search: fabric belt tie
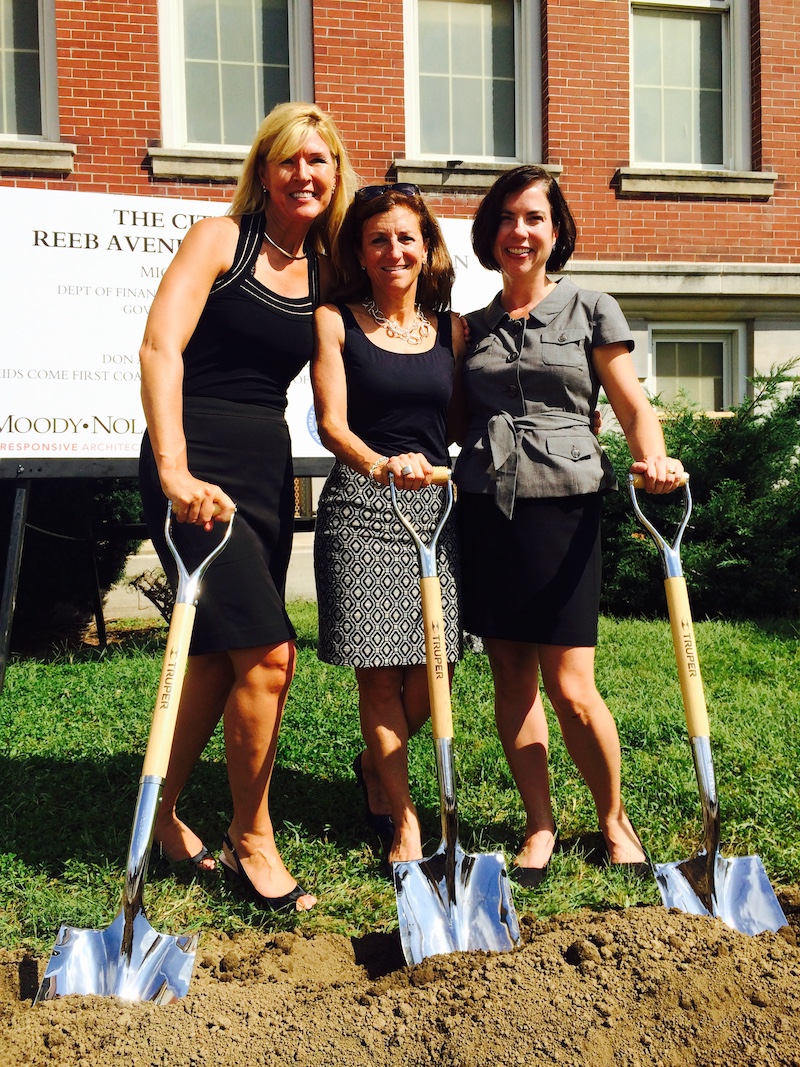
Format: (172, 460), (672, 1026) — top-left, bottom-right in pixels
(487, 410), (591, 519)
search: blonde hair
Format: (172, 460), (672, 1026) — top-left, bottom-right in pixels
(229, 102), (357, 256)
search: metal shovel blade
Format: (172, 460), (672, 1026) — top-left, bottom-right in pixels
(34, 778), (199, 1004)
(394, 836), (519, 965)
(628, 476), (786, 936)
(34, 909), (198, 1005)
(655, 851), (786, 937)
(389, 472), (520, 966)
(34, 507), (233, 1003)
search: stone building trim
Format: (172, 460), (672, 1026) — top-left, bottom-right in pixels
(613, 168), (777, 200)
(0, 141), (76, 175)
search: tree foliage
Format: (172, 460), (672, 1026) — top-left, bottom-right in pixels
(600, 361), (800, 620)
(0, 477), (143, 649)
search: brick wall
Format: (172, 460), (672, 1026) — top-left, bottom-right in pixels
(544, 0), (800, 265)
(1, 0), (798, 262)
(1, 0), (231, 202)
(313, 0), (406, 184)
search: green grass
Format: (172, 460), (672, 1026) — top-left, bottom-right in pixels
(1, 603), (798, 952)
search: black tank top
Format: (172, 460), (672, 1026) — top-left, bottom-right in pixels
(182, 212), (319, 410)
(339, 303), (454, 465)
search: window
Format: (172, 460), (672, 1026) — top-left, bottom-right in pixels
(631, 0), (750, 170)
(649, 326), (746, 411)
(159, 0), (312, 150)
(405, 0), (540, 164)
(0, 0), (57, 141)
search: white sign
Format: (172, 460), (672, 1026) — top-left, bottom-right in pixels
(0, 188), (498, 462)
(440, 217), (500, 317)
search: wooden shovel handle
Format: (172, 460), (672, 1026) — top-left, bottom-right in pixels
(664, 576), (710, 740)
(631, 471), (689, 489)
(429, 466), (452, 486)
(421, 576), (453, 741)
(141, 601), (195, 778)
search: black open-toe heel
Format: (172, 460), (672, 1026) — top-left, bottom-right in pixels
(511, 830), (558, 889)
(353, 752), (395, 846)
(220, 834), (310, 912)
(150, 838), (216, 877)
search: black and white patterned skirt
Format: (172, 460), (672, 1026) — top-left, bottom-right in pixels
(314, 462), (462, 668)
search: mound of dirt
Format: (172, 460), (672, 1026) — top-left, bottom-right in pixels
(3, 898), (800, 1067)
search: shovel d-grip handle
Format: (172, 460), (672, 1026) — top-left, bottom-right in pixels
(628, 473), (709, 741)
(141, 505), (235, 779)
(389, 470), (454, 742)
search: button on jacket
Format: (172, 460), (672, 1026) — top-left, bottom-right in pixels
(454, 277), (634, 518)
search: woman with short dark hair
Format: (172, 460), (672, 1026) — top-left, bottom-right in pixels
(455, 165), (683, 886)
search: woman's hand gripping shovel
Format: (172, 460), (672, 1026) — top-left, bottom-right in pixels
(389, 468), (520, 965)
(628, 473), (785, 936)
(35, 504), (235, 1005)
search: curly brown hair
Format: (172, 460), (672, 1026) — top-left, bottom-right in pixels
(330, 188), (454, 311)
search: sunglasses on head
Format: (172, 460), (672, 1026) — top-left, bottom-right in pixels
(354, 183), (421, 202)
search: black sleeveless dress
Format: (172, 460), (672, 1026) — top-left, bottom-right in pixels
(138, 212), (319, 654)
(314, 305), (462, 668)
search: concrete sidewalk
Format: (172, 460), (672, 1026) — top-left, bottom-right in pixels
(103, 530), (317, 621)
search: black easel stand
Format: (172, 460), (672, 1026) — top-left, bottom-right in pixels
(0, 479), (31, 692)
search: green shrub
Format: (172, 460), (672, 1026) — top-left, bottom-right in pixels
(0, 477), (143, 650)
(600, 361), (800, 620)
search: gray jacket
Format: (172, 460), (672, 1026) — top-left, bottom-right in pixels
(454, 278), (633, 518)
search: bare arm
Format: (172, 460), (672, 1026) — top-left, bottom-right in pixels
(311, 304), (434, 487)
(593, 342), (683, 494)
(139, 216), (237, 525)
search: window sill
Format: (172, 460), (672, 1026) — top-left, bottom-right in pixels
(0, 140), (76, 175)
(394, 159), (562, 194)
(614, 167), (776, 200)
(148, 147), (246, 182)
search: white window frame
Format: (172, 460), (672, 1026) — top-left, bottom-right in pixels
(403, 0), (541, 164)
(629, 0), (751, 172)
(158, 0), (313, 151)
(645, 322), (748, 411)
(0, 0), (59, 142)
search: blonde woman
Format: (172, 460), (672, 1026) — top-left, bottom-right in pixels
(138, 103), (356, 911)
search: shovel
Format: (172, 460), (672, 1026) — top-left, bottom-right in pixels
(35, 504), (235, 1004)
(390, 467), (520, 965)
(628, 473), (786, 936)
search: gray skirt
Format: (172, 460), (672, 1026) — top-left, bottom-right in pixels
(314, 462), (462, 667)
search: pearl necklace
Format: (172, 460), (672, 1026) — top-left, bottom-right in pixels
(362, 299), (431, 345)
(264, 229), (307, 261)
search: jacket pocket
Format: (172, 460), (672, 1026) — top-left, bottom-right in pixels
(540, 331), (587, 367)
(545, 435), (594, 463)
(467, 334), (506, 370)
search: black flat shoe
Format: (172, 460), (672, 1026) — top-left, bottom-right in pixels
(353, 752), (395, 845)
(511, 830), (558, 889)
(220, 834), (310, 912)
(150, 838), (216, 877)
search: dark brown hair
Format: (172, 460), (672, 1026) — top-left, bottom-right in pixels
(330, 189), (454, 311)
(471, 165), (577, 273)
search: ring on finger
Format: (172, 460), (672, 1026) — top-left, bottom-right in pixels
(400, 464), (413, 476)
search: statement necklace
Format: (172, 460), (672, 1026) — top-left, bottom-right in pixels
(264, 229), (307, 261)
(362, 299), (431, 345)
